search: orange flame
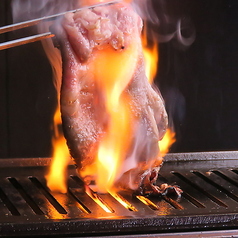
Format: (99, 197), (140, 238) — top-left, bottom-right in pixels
(46, 107), (70, 193)
(159, 128), (176, 157)
(46, 1), (174, 194)
(142, 24), (176, 155)
(142, 25), (158, 84)
(91, 44), (139, 192)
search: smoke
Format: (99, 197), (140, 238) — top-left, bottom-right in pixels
(11, 0), (194, 144)
(11, 0), (81, 97)
(156, 17), (195, 49)
(10, 0), (193, 139)
(132, 0), (195, 48)
(131, 0), (159, 24)
(12, 0), (195, 42)
(12, 0), (79, 22)
(11, 0), (156, 22)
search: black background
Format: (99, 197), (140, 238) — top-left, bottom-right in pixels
(0, 0), (238, 158)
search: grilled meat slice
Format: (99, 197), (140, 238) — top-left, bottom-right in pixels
(53, 2), (176, 195)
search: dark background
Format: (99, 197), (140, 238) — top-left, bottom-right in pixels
(0, 0), (238, 158)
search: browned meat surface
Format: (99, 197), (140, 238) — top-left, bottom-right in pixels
(53, 2), (178, 195)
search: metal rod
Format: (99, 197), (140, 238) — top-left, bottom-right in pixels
(0, 0), (121, 34)
(0, 32), (54, 51)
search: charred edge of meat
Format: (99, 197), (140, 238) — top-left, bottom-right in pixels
(135, 166), (183, 199)
(114, 160), (182, 199)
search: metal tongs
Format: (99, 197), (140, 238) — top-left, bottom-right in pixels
(0, 0), (121, 51)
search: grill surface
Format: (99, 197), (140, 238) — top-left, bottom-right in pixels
(1, 151), (238, 237)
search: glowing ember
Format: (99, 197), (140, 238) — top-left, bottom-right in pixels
(85, 186), (114, 213)
(136, 195), (159, 210)
(47, 192), (68, 219)
(159, 128), (176, 157)
(109, 190), (138, 211)
(46, 107), (70, 193)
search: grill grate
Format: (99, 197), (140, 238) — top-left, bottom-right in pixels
(1, 152), (238, 237)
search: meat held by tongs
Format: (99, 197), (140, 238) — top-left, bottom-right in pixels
(52, 1), (181, 197)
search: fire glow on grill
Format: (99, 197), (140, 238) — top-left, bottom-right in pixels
(46, 0), (176, 194)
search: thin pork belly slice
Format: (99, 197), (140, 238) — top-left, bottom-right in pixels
(53, 2), (179, 195)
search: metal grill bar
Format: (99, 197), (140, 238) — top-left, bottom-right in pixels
(192, 171), (238, 203)
(67, 188), (91, 214)
(8, 177), (44, 215)
(181, 192), (206, 208)
(212, 170), (238, 187)
(0, 186), (20, 216)
(29, 176), (67, 214)
(0, 152), (238, 236)
(172, 171), (228, 207)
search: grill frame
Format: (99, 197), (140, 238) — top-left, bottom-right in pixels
(1, 151), (238, 237)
